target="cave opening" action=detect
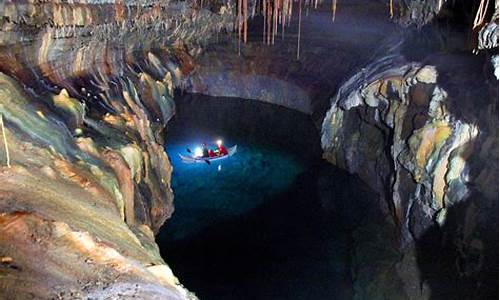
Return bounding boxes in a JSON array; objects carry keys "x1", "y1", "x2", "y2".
[{"x1": 156, "y1": 92, "x2": 381, "y2": 299}]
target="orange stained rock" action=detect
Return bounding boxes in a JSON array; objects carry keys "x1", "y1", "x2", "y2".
[
  {"x1": 52, "y1": 3, "x2": 65, "y2": 27},
  {"x1": 40, "y1": 165, "x2": 58, "y2": 180},
  {"x1": 52, "y1": 159, "x2": 112, "y2": 202},
  {"x1": 103, "y1": 113, "x2": 126, "y2": 127},
  {"x1": 121, "y1": 111, "x2": 136, "y2": 128},
  {"x1": 432, "y1": 152, "x2": 449, "y2": 208},
  {"x1": 102, "y1": 149, "x2": 135, "y2": 225},
  {"x1": 174, "y1": 46, "x2": 196, "y2": 76},
  {"x1": 0, "y1": 256, "x2": 13, "y2": 263},
  {"x1": 416, "y1": 123, "x2": 452, "y2": 169},
  {"x1": 114, "y1": 0, "x2": 127, "y2": 22},
  {"x1": 53, "y1": 220, "x2": 179, "y2": 288},
  {"x1": 75, "y1": 137, "x2": 100, "y2": 158},
  {"x1": 0, "y1": 212, "x2": 165, "y2": 285},
  {"x1": 0, "y1": 211, "x2": 31, "y2": 232}
]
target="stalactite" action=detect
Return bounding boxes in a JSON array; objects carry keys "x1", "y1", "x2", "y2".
[
  {"x1": 288, "y1": 0, "x2": 292, "y2": 25},
  {"x1": 389, "y1": 0, "x2": 393, "y2": 18},
  {"x1": 332, "y1": 0, "x2": 337, "y2": 22},
  {"x1": 276, "y1": 0, "x2": 280, "y2": 33},
  {"x1": 263, "y1": 0, "x2": 267, "y2": 44},
  {"x1": 282, "y1": 0, "x2": 286, "y2": 40},
  {"x1": 273, "y1": 1, "x2": 276, "y2": 44},
  {"x1": 267, "y1": 1, "x2": 272, "y2": 45},
  {"x1": 244, "y1": 0, "x2": 248, "y2": 43},
  {"x1": 473, "y1": 0, "x2": 490, "y2": 30},
  {"x1": 237, "y1": 0, "x2": 331, "y2": 50},
  {"x1": 276, "y1": 0, "x2": 279, "y2": 37},
  {"x1": 297, "y1": 0, "x2": 302, "y2": 59},
  {"x1": 272, "y1": 0, "x2": 277, "y2": 44},
  {"x1": 238, "y1": 0, "x2": 242, "y2": 55}
]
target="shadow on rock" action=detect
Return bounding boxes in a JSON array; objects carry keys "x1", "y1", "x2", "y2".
[{"x1": 415, "y1": 188, "x2": 499, "y2": 300}]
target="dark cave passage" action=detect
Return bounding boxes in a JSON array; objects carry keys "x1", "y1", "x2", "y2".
[{"x1": 156, "y1": 93, "x2": 379, "y2": 299}]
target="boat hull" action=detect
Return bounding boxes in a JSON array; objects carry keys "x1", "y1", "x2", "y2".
[{"x1": 179, "y1": 145, "x2": 237, "y2": 164}]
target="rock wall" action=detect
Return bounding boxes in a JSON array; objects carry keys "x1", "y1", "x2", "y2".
[
  {"x1": 0, "y1": 1, "x2": 233, "y2": 299},
  {"x1": 394, "y1": 0, "x2": 475, "y2": 27},
  {"x1": 320, "y1": 1, "x2": 499, "y2": 297},
  {"x1": 321, "y1": 31, "x2": 498, "y2": 299}
]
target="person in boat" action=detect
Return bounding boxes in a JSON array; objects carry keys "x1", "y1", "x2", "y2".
[
  {"x1": 216, "y1": 140, "x2": 228, "y2": 156},
  {"x1": 201, "y1": 142, "x2": 209, "y2": 158}
]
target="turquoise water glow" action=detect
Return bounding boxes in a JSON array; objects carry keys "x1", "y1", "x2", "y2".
[
  {"x1": 156, "y1": 94, "x2": 354, "y2": 299},
  {"x1": 163, "y1": 137, "x2": 306, "y2": 241}
]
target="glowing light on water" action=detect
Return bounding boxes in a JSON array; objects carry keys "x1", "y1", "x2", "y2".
[
  {"x1": 164, "y1": 139, "x2": 307, "y2": 240},
  {"x1": 194, "y1": 147, "x2": 203, "y2": 157}
]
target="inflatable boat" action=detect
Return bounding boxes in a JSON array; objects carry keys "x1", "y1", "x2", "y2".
[{"x1": 179, "y1": 145, "x2": 237, "y2": 164}]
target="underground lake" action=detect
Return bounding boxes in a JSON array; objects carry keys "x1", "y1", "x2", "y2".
[{"x1": 156, "y1": 93, "x2": 393, "y2": 300}]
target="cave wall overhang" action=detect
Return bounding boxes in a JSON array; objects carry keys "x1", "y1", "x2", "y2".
[
  {"x1": 321, "y1": 0, "x2": 498, "y2": 245},
  {"x1": 0, "y1": 1, "x2": 235, "y2": 299},
  {"x1": 320, "y1": 37, "x2": 498, "y2": 298}
]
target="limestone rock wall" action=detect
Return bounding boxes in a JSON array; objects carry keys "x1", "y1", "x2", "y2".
[
  {"x1": 0, "y1": 1, "x2": 233, "y2": 299},
  {"x1": 395, "y1": 0, "x2": 450, "y2": 26},
  {"x1": 320, "y1": 2, "x2": 499, "y2": 296},
  {"x1": 321, "y1": 42, "x2": 498, "y2": 298}
]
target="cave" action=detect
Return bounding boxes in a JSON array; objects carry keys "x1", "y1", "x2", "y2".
[{"x1": 0, "y1": 0, "x2": 498, "y2": 300}]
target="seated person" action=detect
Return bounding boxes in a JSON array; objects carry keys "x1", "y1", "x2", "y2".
[
  {"x1": 202, "y1": 143, "x2": 209, "y2": 158},
  {"x1": 216, "y1": 140, "x2": 228, "y2": 156}
]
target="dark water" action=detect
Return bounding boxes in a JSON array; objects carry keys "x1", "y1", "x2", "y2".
[{"x1": 157, "y1": 93, "x2": 354, "y2": 299}]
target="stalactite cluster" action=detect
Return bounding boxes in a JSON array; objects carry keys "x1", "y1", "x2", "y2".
[
  {"x1": 236, "y1": 0, "x2": 338, "y2": 59},
  {"x1": 474, "y1": 0, "x2": 492, "y2": 30}
]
